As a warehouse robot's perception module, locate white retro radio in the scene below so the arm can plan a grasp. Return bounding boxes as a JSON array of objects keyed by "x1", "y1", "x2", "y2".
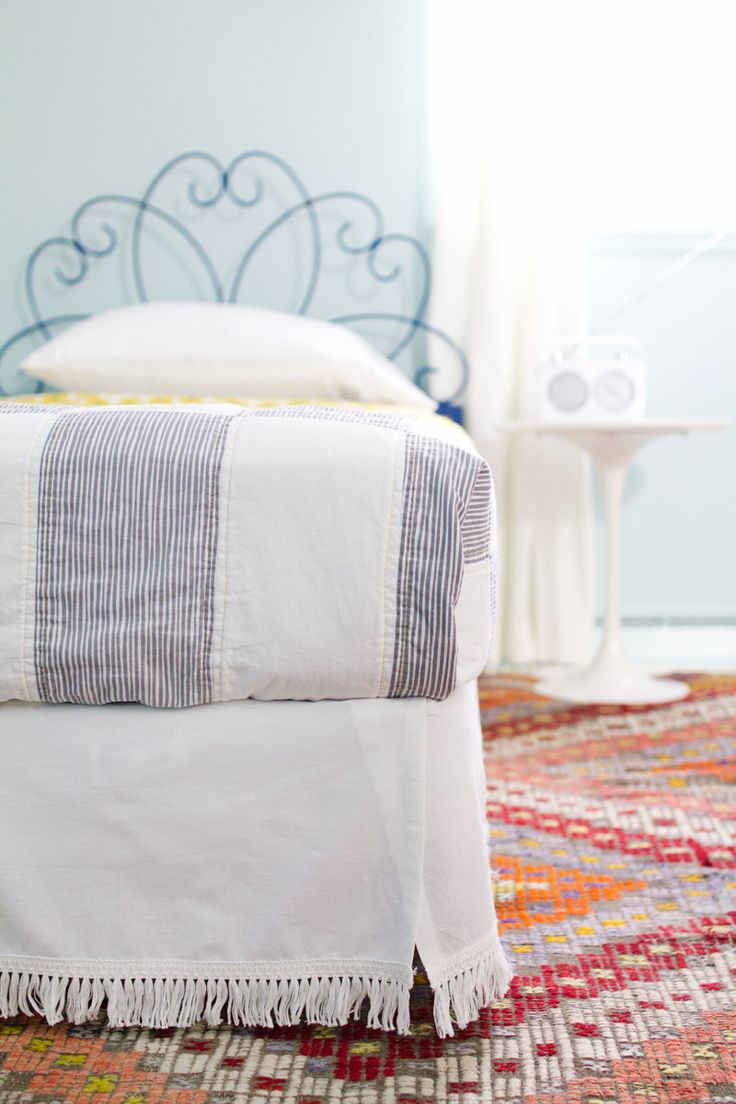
[{"x1": 537, "y1": 336, "x2": 647, "y2": 421}]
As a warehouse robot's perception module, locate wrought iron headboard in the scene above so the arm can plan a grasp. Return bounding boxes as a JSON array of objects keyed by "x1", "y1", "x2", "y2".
[{"x1": 0, "y1": 150, "x2": 469, "y2": 421}]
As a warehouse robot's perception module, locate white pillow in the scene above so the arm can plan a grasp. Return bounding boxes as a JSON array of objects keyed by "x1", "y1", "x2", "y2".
[{"x1": 21, "y1": 301, "x2": 435, "y2": 408}]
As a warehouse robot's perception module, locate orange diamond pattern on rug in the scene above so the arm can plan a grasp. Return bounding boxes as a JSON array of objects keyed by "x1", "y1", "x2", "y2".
[
  {"x1": 1, "y1": 672, "x2": 734, "y2": 1102},
  {"x1": 494, "y1": 856, "x2": 647, "y2": 929}
]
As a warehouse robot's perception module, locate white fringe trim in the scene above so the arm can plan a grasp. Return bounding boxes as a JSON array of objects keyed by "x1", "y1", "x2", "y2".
[
  {"x1": 0, "y1": 940, "x2": 513, "y2": 1036},
  {"x1": 429, "y1": 934, "x2": 515, "y2": 1038},
  {"x1": 0, "y1": 969, "x2": 411, "y2": 1034}
]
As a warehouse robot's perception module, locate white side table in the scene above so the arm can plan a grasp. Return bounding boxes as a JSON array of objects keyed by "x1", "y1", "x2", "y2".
[{"x1": 501, "y1": 418, "x2": 730, "y2": 704}]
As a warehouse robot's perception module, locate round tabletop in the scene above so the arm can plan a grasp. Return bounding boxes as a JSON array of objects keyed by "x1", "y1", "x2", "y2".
[{"x1": 498, "y1": 417, "x2": 730, "y2": 436}]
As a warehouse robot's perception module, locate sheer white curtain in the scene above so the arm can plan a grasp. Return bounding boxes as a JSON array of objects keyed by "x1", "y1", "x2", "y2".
[{"x1": 428, "y1": 0, "x2": 595, "y2": 664}]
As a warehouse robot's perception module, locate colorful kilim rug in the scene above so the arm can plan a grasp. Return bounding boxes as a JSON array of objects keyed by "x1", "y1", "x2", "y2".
[{"x1": 1, "y1": 672, "x2": 734, "y2": 1103}]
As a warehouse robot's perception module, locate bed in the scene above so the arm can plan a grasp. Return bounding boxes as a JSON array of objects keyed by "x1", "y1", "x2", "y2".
[{"x1": 0, "y1": 151, "x2": 511, "y2": 1037}]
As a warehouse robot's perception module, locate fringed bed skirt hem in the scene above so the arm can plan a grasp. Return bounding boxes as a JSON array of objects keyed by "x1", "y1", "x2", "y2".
[
  {"x1": 0, "y1": 962, "x2": 412, "y2": 1034},
  {"x1": 0, "y1": 937, "x2": 515, "y2": 1036},
  {"x1": 428, "y1": 934, "x2": 515, "y2": 1038}
]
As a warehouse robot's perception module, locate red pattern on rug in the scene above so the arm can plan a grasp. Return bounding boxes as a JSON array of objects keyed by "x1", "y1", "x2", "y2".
[{"x1": 1, "y1": 673, "x2": 734, "y2": 1102}]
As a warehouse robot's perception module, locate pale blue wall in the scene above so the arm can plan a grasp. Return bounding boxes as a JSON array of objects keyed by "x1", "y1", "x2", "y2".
[
  {"x1": 0, "y1": 0, "x2": 429, "y2": 375},
  {"x1": 590, "y1": 235, "x2": 736, "y2": 629},
  {"x1": 3, "y1": 3, "x2": 732, "y2": 634}
]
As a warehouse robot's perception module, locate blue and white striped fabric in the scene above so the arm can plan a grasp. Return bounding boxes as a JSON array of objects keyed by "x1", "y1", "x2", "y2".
[
  {"x1": 35, "y1": 409, "x2": 229, "y2": 707},
  {"x1": 0, "y1": 401, "x2": 495, "y2": 707}
]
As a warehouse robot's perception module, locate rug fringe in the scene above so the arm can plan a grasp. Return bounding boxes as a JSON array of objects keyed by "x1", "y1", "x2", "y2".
[
  {"x1": 0, "y1": 969, "x2": 411, "y2": 1033},
  {"x1": 431, "y1": 935, "x2": 515, "y2": 1038}
]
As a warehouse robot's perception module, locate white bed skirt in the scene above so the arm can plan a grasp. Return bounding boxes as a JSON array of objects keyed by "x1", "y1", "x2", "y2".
[{"x1": 0, "y1": 682, "x2": 511, "y2": 1036}]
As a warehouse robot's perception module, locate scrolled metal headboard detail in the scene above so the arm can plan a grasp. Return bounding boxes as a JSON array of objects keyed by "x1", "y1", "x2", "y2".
[{"x1": 0, "y1": 150, "x2": 469, "y2": 421}]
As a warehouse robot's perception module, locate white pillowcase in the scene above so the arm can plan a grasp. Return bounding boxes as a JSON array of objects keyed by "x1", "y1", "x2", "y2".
[{"x1": 21, "y1": 301, "x2": 435, "y2": 408}]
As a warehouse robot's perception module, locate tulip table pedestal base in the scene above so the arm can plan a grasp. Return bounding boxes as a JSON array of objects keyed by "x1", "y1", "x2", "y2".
[{"x1": 502, "y1": 418, "x2": 728, "y2": 705}]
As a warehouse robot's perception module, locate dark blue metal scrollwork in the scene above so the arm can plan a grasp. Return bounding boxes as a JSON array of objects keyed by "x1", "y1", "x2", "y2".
[{"x1": 0, "y1": 150, "x2": 469, "y2": 421}]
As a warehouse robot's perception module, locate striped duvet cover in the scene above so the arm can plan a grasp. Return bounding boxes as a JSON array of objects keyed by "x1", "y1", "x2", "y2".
[{"x1": 0, "y1": 399, "x2": 495, "y2": 707}]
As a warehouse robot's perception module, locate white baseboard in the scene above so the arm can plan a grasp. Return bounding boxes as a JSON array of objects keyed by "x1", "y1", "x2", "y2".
[
  {"x1": 528, "y1": 626, "x2": 735, "y2": 675},
  {"x1": 614, "y1": 624, "x2": 736, "y2": 671},
  {"x1": 498, "y1": 626, "x2": 736, "y2": 678}
]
